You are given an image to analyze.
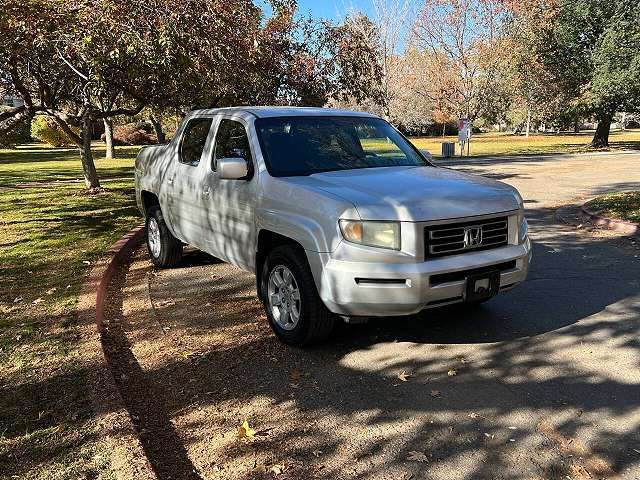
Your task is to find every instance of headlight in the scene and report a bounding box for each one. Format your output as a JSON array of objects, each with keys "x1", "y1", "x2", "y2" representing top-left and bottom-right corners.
[
  {"x1": 339, "y1": 220, "x2": 400, "y2": 250},
  {"x1": 519, "y1": 217, "x2": 528, "y2": 244}
]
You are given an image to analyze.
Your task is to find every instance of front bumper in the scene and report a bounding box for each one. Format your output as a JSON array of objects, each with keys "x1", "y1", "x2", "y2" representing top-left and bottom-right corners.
[{"x1": 312, "y1": 237, "x2": 531, "y2": 316}]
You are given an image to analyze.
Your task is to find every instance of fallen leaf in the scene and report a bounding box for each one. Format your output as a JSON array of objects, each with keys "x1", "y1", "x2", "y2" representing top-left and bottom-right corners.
[
  {"x1": 83, "y1": 260, "x2": 91, "y2": 265},
  {"x1": 13, "y1": 297, "x2": 22, "y2": 303},
  {"x1": 447, "y1": 369, "x2": 457, "y2": 376},
  {"x1": 406, "y1": 451, "x2": 428, "y2": 462},
  {"x1": 397, "y1": 371, "x2": 411, "y2": 382},
  {"x1": 312, "y1": 449, "x2": 323, "y2": 457},
  {"x1": 430, "y1": 389, "x2": 441, "y2": 398},
  {"x1": 237, "y1": 420, "x2": 256, "y2": 440},
  {"x1": 33, "y1": 298, "x2": 44, "y2": 304},
  {"x1": 46, "y1": 287, "x2": 57, "y2": 295},
  {"x1": 469, "y1": 412, "x2": 479, "y2": 418},
  {"x1": 270, "y1": 464, "x2": 285, "y2": 475}
]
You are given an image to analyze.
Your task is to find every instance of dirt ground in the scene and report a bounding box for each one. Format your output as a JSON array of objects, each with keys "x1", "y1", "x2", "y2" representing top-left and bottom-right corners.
[{"x1": 99, "y1": 151, "x2": 640, "y2": 480}]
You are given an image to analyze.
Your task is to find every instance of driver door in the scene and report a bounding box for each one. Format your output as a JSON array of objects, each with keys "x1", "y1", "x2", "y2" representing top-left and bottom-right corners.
[{"x1": 199, "y1": 117, "x2": 257, "y2": 269}]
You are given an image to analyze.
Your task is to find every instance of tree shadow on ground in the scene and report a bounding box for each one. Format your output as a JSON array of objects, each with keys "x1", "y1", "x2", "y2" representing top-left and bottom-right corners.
[{"x1": 97, "y1": 200, "x2": 640, "y2": 479}]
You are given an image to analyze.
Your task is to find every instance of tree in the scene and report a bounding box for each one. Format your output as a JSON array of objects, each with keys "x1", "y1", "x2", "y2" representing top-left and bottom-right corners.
[
  {"x1": 412, "y1": 0, "x2": 511, "y2": 123},
  {"x1": 0, "y1": 0, "x2": 382, "y2": 189},
  {"x1": 0, "y1": 0, "x2": 166, "y2": 188},
  {"x1": 528, "y1": 0, "x2": 640, "y2": 146},
  {"x1": 330, "y1": 5, "x2": 430, "y2": 129}
]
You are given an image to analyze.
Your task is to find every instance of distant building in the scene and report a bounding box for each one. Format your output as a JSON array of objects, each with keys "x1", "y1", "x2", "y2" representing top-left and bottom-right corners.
[{"x1": 2, "y1": 94, "x2": 24, "y2": 108}]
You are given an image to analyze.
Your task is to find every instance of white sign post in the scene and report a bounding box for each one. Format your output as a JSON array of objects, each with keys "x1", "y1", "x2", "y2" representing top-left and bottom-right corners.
[{"x1": 458, "y1": 118, "x2": 472, "y2": 157}]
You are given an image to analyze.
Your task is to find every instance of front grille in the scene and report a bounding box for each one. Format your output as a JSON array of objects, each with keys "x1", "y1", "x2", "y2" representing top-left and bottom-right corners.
[{"x1": 425, "y1": 216, "x2": 509, "y2": 259}]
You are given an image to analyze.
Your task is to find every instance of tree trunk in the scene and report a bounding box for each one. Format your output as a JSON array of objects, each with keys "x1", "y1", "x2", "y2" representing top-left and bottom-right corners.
[
  {"x1": 525, "y1": 108, "x2": 531, "y2": 138},
  {"x1": 150, "y1": 115, "x2": 166, "y2": 144},
  {"x1": 103, "y1": 118, "x2": 115, "y2": 159},
  {"x1": 80, "y1": 115, "x2": 100, "y2": 189},
  {"x1": 442, "y1": 123, "x2": 446, "y2": 137},
  {"x1": 591, "y1": 112, "x2": 613, "y2": 148}
]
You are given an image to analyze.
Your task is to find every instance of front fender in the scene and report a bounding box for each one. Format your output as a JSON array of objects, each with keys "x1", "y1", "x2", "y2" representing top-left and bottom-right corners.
[{"x1": 256, "y1": 209, "x2": 341, "y2": 253}]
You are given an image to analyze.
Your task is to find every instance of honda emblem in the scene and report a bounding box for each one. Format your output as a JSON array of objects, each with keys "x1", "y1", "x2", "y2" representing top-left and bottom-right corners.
[{"x1": 463, "y1": 227, "x2": 482, "y2": 248}]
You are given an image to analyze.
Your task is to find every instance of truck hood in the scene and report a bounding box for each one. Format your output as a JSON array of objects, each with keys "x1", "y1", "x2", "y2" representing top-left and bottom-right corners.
[{"x1": 290, "y1": 166, "x2": 521, "y2": 222}]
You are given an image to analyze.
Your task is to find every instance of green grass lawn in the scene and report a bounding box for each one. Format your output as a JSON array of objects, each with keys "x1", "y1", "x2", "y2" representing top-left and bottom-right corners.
[
  {"x1": 584, "y1": 191, "x2": 640, "y2": 224},
  {"x1": 0, "y1": 143, "x2": 139, "y2": 187},
  {"x1": 0, "y1": 144, "x2": 140, "y2": 479},
  {"x1": 411, "y1": 129, "x2": 640, "y2": 157}
]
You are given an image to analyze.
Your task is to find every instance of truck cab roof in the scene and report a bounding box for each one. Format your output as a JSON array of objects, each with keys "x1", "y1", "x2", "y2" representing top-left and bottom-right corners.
[{"x1": 187, "y1": 106, "x2": 379, "y2": 119}]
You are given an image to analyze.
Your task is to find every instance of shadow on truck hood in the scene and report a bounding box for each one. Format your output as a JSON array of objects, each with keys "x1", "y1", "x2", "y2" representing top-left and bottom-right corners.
[{"x1": 295, "y1": 166, "x2": 521, "y2": 222}]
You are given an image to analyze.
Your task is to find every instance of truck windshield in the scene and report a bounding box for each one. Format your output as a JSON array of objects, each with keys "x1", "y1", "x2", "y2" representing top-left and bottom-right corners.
[{"x1": 254, "y1": 116, "x2": 429, "y2": 177}]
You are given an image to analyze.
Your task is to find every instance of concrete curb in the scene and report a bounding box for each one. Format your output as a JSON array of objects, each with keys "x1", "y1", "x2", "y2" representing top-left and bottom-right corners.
[
  {"x1": 77, "y1": 223, "x2": 154, "y2": 479},
  {"x1": 580, "y1": 203, "x2": 638, "y2": 235},
  {"x1": 95, "y1": 224, "x2": 146, "y2": 331}
]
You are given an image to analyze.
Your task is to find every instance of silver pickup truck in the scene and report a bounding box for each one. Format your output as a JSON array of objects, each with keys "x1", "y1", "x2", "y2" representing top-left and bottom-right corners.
[{"x1": 135, "y1": 107, "x2": 531, "y2": 345}]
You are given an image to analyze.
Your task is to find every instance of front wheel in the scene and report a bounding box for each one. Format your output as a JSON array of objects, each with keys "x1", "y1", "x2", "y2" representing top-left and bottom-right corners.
[
  {"x1": 261, "y1": 246, "x2": 335, "y2": 346},
  {"x1": 146, "y1": 206, "x2": 182, "y2": 268}
]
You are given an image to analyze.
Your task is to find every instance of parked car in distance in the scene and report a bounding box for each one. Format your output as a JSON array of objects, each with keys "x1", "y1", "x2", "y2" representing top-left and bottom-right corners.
[{"x1": 135, "y1": 107, "x2": 531, "y2": 345}]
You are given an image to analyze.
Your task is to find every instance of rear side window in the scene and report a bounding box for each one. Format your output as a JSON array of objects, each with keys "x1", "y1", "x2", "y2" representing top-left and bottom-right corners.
[
  {"x1": 179, "y1": 118, "x2": 213, "y2": 166},
  {"x1": 213, "y1": 119, "x2": 253, "y2": 171}
]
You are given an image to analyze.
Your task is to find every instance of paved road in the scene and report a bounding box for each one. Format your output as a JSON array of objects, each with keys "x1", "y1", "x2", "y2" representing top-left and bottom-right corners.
[{"x1": 111, "y1": 151, "x2": 640, "y2": 480}]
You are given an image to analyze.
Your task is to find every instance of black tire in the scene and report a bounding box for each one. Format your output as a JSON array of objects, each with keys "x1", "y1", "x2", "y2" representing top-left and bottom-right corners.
[
  {"x1": 145, "y1": 206, "x2": 182, "y2": 268},
  {"x1": 260, "y1": 245, "x2": 335, "y2": 346}
]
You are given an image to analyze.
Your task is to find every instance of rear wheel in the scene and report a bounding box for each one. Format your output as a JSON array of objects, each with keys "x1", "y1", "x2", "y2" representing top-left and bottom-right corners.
[
  {"x1": 146, "y1": 206, "x2": 182, "y2": 268},
  {"x1": 261, "y1": 245, "x2": 335, "y2": 346}
]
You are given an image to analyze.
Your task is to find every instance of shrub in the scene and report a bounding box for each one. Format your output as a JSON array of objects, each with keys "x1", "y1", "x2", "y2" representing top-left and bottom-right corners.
[
  {"x1": 101, "y1": 122, "x2": 156, "y2": 145},
  {"x1": 31, "y1": 115, "x2": 78, "y2": 147},
  {"x1": 0, "y1": 109, "x2": 32, "y2": 147}
]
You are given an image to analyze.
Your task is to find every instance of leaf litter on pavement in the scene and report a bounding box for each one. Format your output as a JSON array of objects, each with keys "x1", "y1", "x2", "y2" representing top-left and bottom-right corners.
[{"x1": 406, "y1": 451, "x2": 429, "y2": 462}]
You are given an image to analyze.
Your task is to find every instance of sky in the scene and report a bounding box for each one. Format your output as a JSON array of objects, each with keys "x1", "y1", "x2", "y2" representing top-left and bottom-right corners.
[
  {"x1": 295, "y1": 0, "x2": 375, "y2": 21},
  {"x1": 257, "y1": 0, "x2": 413, "y2": 52},
  {"x1": 258, "y1": 0, "x2": 377, "y2": 23}
]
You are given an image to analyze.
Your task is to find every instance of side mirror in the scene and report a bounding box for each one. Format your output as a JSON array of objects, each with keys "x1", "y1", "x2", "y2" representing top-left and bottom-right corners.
[{"x1": 218, "y1": 157, "x2": 248, "y2": 180}]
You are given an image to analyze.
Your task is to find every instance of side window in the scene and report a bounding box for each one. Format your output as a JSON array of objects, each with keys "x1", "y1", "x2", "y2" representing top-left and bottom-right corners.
[
  {"x1": 179, "y1": 118, "x2": 213, "y2": 166},
  {"x1": 213, "y1": 119, "x2": 253, "y2": 171}
]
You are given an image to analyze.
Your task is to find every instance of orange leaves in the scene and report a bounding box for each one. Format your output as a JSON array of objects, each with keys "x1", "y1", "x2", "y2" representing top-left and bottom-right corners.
[{"x1": 237, "y1": 419, "x2": 256, "y2": 441}]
